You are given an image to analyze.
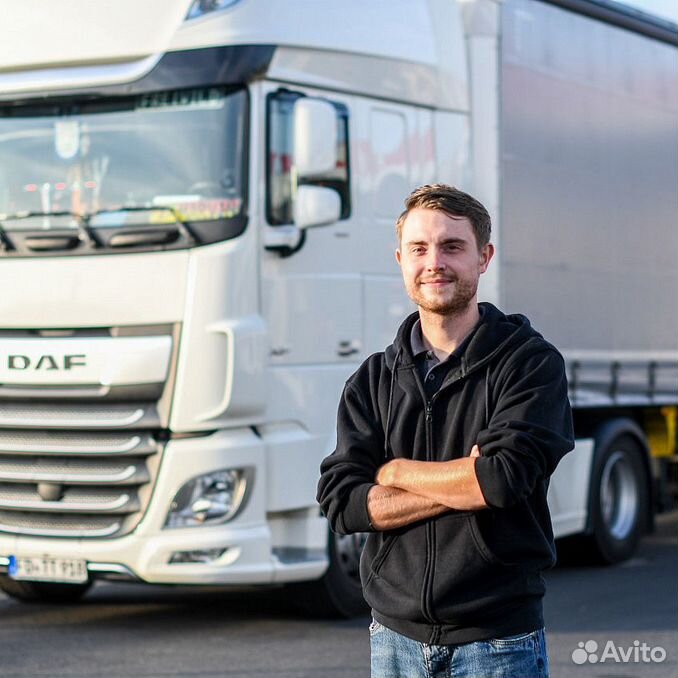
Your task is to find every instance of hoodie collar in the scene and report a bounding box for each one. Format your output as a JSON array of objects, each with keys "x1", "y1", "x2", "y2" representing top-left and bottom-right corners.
[
  {"x1": 409, "y1": 306, "x2": 486, "y2": 361},
  {"x1": 385, "y1": 302, "x2": 537, "y2": 375}
]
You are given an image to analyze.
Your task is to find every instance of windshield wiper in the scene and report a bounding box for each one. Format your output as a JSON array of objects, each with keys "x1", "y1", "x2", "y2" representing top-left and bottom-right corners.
[
  {"x1": 0, "y1": 210, "x2": 98, "y2": 250},
  {"x1": 86, "y1": 206, "x2": 197, "y2": 245}
]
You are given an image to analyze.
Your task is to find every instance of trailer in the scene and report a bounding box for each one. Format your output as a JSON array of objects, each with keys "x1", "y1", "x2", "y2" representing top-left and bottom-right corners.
[{"x1": 0, "y1": 0, "x2": 675, "y2": 615}]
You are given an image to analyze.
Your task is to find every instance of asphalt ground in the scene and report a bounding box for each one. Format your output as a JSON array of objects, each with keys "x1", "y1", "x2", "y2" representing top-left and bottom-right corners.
[
  {"x1": 544, "y1": 510, "x2": 677, "y2": 678},
  {"x1": 0, "y1": 511, "x2": 675, "y2": 678}
]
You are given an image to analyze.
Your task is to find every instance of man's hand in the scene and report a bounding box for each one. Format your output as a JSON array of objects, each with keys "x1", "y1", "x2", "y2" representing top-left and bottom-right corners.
[{"x1": 375, "y1": 445, "x2": 488, "y2": 511}]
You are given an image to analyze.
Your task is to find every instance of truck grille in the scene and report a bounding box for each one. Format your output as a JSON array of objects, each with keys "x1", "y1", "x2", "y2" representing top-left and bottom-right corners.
[
  {"x1": 0, "y1": 423, "x2": 162, "y2": 539},
  {"x1": 0, "y1": 323, "x2": 177, "y2": 539}
]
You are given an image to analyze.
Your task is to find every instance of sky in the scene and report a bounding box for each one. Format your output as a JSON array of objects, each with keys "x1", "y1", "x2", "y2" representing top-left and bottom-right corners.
[{"x1": 616, "y1": 0, "x2": 678, "y2": 23}]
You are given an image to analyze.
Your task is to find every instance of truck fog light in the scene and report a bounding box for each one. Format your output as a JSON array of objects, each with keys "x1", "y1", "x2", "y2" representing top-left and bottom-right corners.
[
  {"x1": 164, "y1": 468, "x2": 251, "y2": 529},
  {"x1": 169, "y1": 548, "x2": 225, "y2": 564}
]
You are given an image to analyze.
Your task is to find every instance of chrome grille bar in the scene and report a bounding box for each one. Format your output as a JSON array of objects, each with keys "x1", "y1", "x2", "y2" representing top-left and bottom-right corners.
[
  {"x1": 0, "y1": 402, "x2": 160, "y2": 430},
  {"x1": 0, "y1": 430, "x2": 157, "y2": 456},
  {"x1": 0, "y1": 511, "x2": 122, "y2": 538},
  {"x1": 0, "y1": 486, "x2": 139, "y2": 514},
  {"x1": 0, "y1": 456, "x2": 148, "y2": 485}
]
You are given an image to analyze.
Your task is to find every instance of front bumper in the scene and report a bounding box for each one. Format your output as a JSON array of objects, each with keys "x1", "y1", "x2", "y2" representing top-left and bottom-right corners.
[{"x1": 0, "y1": 428, "x2": 328, "y2": 585}]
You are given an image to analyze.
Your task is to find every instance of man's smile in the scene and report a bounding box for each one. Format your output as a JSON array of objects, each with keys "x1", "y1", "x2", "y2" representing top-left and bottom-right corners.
[{"x1": 420, "y1": 278, "x2": 455, "y2": 286}]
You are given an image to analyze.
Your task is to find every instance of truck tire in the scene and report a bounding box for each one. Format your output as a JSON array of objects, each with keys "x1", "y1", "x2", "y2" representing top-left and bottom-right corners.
[
  {"x1": 0, "y1": 575, "x2": 91, "y2": 603},
  {"x1": 288, "y1": 530, "x2": 368, "y2": 618},
  {"x1": 586, "y1": 433, "x2": 649, "y2": 564}
]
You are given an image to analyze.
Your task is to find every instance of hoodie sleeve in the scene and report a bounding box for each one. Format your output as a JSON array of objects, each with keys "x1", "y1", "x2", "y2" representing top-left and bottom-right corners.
[
  {"x1": 474, "y1": 348, "x2": 574, "y2": 509},
  {"x1": 316, "y1": 380, "x2": 384, "y2": 535}
]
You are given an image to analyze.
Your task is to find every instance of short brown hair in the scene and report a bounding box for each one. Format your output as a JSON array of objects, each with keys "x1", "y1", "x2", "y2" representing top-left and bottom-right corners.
[{"x1": 395, "y1": 184, "x2": 491, "y2": 249}]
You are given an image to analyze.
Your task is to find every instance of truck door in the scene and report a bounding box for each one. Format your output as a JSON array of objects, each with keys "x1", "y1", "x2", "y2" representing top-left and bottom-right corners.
[{"x1": 260, "y1": 85, "x2": 361, "y2": 369}]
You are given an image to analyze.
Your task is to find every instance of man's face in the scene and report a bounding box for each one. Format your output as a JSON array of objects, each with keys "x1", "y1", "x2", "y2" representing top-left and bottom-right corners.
[{"x1": 396, "y1": 208, "x2": 494, "y2": 316}]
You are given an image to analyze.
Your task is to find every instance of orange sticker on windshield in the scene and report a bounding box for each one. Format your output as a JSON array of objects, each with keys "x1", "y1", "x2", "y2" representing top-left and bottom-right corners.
[{"x1": 152, "y1": 198, "x2": 242, "y2": 223}]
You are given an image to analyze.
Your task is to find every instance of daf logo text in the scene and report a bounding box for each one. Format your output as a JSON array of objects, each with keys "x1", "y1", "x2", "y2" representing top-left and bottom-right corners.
[{"x1": 7, "y1": 354, "x2": 87, "y2": 371}]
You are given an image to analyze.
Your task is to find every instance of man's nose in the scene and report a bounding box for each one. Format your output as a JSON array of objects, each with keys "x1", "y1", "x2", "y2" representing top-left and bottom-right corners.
[{"x1": 425, "y1": 248, "x2": 445, "y2": 270}]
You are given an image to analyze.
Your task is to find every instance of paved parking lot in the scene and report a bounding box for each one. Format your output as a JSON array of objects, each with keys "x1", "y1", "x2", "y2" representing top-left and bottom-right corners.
[{"x1": 0, "y1": 511, "x2": 675, "y2": 678}]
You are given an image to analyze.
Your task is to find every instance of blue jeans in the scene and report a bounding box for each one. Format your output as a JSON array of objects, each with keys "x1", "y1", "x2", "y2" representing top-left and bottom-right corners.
[{"x1": 370, "y1": 620, "x2": 550, "y2": 678}]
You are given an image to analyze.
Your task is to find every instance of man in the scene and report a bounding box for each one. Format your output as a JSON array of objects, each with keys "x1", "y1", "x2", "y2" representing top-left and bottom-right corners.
[{"x1": 317, "y1": 184, "x2": 574, "y2": 678}]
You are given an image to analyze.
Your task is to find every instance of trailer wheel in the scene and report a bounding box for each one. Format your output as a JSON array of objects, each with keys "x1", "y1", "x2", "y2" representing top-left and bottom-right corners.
[
  {"x1": 288, "y1": 530, "x2": 368, "y2": 618},
  {"x1": 587, "y1": 434, "x2": 649, "y2": 564},
  {"x1": 0, "y1": 575, "x2": 91, "y2": 603}
]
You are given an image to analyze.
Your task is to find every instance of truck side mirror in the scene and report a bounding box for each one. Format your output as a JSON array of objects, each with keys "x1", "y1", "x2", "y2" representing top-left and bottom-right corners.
[
  {"x1": 264, "y1": 93, "x2": 344, "y2": 251},
  {"x1": 293, "y1": 185, "x2": 341, "y2": 230},
  {"x1": 293, "y1": 98, "x2": 338, "y2": 177}
]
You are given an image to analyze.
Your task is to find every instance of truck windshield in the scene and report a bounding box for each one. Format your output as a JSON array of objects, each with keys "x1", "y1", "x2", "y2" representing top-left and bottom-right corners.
[{"x1": 0, "y1": 87, "x2": 246, "y2": 253}]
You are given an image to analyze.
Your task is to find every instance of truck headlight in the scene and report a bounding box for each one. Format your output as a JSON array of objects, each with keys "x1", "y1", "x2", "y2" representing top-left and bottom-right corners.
[{"x1": 164, "y1": 468, "x2": 251, "y2": 529}]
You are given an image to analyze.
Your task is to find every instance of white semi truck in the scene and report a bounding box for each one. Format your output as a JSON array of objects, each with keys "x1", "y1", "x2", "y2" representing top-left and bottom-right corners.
[{"x1": 0, "y1": 0, "x2": 675, "y2": 616}]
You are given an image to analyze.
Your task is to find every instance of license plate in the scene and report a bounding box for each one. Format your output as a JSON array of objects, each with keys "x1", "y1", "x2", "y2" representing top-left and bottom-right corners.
[{"x1": 8, "y1": 555, "x2": 88, "y2": 584}]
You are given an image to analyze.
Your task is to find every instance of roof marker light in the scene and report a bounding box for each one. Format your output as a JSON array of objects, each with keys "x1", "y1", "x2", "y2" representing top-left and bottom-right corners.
[{"x1": 185, "y1": 0, "x2": 240, "y2": 21}]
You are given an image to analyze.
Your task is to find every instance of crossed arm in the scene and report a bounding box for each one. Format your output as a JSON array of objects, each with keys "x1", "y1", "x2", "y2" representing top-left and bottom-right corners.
[{"x1": 367, "y1": 445, "x2": 489, "y2": 530}]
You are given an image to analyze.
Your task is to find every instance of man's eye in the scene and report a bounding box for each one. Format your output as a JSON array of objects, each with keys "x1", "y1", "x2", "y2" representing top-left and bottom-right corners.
[{"x1": 411, "y1": 247, "x2": 425, "y2": 255}]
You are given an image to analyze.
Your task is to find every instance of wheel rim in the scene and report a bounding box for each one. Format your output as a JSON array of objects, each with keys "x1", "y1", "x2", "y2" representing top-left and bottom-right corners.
[
  {"x1": 599, "y1": 450, "x2": 638, "y2": 540},
  {"x1": 334, "y1": 532, "x2": 367, "y2": 584}
]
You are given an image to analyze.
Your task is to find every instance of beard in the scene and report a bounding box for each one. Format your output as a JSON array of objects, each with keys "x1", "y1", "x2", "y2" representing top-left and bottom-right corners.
[{"x1": 405, "y1": 275, "x2": 478, "y2": 316}]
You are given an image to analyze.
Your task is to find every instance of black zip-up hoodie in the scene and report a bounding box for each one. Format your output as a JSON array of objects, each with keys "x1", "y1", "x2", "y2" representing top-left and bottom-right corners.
[{"x1": 317, "y1": 303, "x2": 574, "y2": 645}]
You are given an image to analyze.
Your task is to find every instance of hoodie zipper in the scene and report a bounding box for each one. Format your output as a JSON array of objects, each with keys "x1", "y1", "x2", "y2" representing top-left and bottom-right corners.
[
  {"x1": 417, "y1": 390, "x2": 440, "y2": 636},
  {"x1": 421, "y1": 375, "x2": 468, "y2": 644},
  {"x1": 425, "y1": 399, "x2": 443, "y2": 643}
]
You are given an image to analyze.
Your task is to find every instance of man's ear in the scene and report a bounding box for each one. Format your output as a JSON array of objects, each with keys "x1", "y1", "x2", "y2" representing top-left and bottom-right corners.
[
  {"x1": 395, "y1": 248, "x2": 402, "y2": 266},
  {"x1": 479, "y1": 243, "x2": 495, "y2": 273}
]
